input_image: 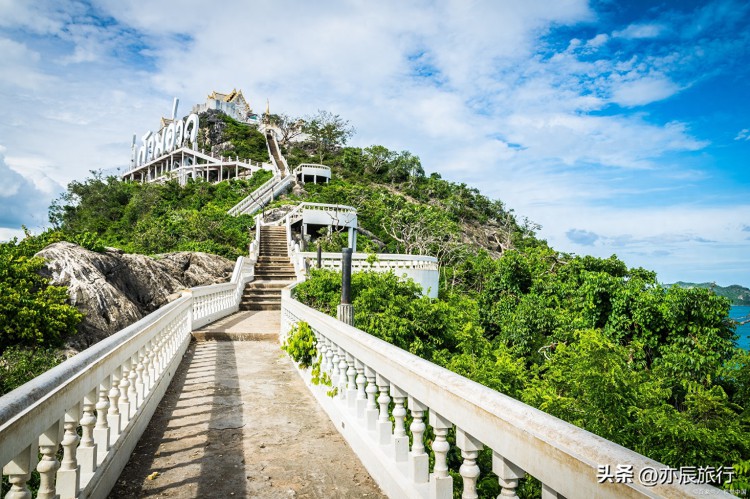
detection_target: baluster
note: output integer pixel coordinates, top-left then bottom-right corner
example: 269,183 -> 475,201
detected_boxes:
119,359 -> 131,429
317,334 -> 329,374
147,340 -> 157,388
337,347 -> 348,398
493,452 -> 524,499
376,374 -> 391,445
37,420 -> 63,499
457,429 -> 483,499
408,396 -> 429,483
58,404 -> 82,498
324,338 -> 334,374
128,353 -> 139,416
390,385 -> 409,461
3,444 -> 38,499
365,367 -> 379,431
355,360 -> 367,417
135,348 -> 147,399
94,380 -> 111,465
77,389 -> 98,478
346,354 -> 357,407
330,344 -> 340,385
108,369 -> 121,445
429,411 -> 453,499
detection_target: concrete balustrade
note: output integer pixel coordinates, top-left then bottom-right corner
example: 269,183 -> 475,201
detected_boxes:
298,251 -> 440,298
0,256 -> 254,499
280,289 -> 733,499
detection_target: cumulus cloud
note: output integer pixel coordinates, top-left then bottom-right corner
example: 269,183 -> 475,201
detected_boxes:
736,129 -> 750,141
0,147 -> 61,229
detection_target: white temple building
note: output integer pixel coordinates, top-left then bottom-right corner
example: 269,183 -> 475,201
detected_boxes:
192,89 -> 260,124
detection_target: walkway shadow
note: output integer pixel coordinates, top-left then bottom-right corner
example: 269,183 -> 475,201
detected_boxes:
109,340 -> 247,498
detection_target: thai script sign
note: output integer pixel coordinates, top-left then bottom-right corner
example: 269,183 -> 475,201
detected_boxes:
133,113 -> 200,168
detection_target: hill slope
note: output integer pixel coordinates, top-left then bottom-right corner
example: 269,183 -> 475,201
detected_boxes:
671,281 -> 750,305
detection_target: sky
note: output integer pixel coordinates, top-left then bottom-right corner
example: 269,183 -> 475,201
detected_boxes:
0,0 -> 748,286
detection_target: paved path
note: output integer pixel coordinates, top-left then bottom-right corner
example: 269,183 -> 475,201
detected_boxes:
192,310 -> 280,341
110,315 -> 384,498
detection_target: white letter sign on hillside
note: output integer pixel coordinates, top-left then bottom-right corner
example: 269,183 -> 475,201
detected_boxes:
134,113 -> 199,168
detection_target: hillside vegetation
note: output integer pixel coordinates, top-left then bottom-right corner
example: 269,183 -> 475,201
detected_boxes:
672,281 -> 750,306
2,109 -> 748,494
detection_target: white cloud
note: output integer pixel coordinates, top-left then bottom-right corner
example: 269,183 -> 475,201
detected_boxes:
610,75 -> 681,107
0,147 -> 61,229
613,23 -> 666,39
0,0 -> 746,286
736,128 -> 750,141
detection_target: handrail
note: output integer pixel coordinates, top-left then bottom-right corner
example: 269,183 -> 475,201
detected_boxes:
265,202 -> 357,227
280,293 -> 733,499
227,173 -> 281,216
0,255 -> 255,499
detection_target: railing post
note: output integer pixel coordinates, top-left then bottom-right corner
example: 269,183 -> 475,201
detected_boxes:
376,374 -> 392,445
108,368 -> 122,445
128,354 -> 139,417
390,385 -> 409,462
337,347 -> 348,398
37,420 -> 63,499
94,379 -> 111,465
3,444 -> 38,499
365,367 -> 378,431
408,396 -> 429,484
355,360 -> 367,417
493,452 -> 524,499
78,388 -> 98,478
429,411 -> 453,499
456,428 -> 483,499
346,354 -> 357,408
58,403 -> 82,498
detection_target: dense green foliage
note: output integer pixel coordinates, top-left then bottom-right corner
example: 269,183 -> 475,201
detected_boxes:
0,232 -> 83,395
49,170 -> 272,259
294,255 -> 750,494
673,281 -> 750,306
197,110 -> 270,163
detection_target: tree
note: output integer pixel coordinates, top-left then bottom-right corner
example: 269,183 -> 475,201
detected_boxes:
303,110 -> 355,162
266,113 -> 305,144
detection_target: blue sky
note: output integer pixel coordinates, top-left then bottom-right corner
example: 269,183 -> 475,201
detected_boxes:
0,0 -> 748,286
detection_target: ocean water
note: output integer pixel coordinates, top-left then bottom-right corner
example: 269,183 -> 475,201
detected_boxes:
731,305 -> 750,351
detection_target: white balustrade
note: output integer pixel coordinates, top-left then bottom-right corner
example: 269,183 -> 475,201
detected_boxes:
279,288 -> 733,499
1,255 -> 255,499
300,251 -> 439,298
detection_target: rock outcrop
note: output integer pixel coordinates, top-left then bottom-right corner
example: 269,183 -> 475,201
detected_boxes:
36,242 -> 234,351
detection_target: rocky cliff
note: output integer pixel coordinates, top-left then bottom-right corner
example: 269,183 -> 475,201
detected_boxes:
36,242 -> 234,351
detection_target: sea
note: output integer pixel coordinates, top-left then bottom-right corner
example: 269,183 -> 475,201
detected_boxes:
731,305 -> 750,351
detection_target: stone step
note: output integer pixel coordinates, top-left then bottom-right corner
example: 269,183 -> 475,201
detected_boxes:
257,257 -> 291,263
240,302 -> 281,311
244,282 -> 289,289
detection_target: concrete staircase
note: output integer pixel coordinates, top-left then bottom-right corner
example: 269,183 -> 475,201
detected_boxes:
240,226 -> 296,311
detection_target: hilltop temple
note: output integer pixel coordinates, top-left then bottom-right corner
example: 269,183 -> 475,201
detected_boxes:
192,89 -> 260,124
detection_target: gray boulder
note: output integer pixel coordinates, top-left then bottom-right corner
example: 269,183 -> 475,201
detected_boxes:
35,242 -> 234,350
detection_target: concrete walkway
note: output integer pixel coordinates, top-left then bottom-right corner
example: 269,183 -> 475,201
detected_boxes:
191,310 -> 281,341
110,315 -> 385,498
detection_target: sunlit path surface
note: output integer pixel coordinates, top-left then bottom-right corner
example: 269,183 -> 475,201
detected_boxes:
110,332 -> 384,498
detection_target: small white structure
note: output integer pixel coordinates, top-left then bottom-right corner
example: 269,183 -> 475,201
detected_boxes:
192,89 -> 260,124
294,164 -> 331,184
